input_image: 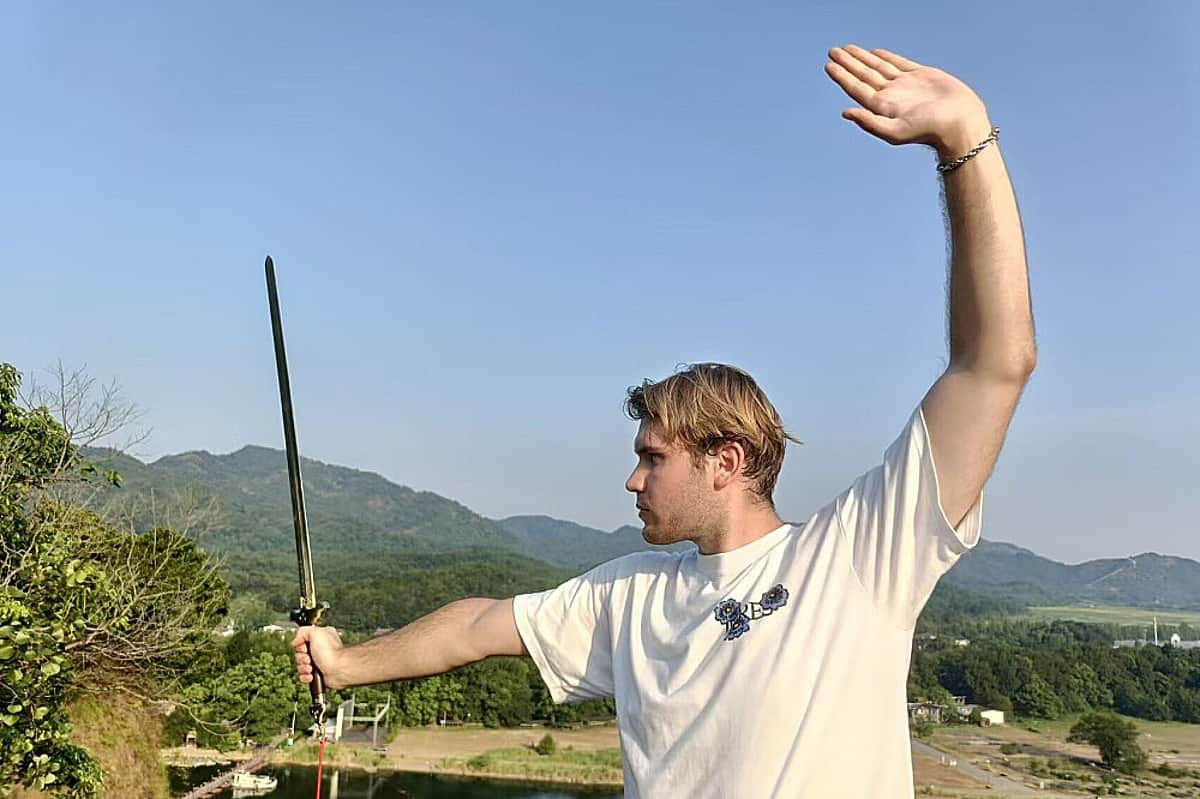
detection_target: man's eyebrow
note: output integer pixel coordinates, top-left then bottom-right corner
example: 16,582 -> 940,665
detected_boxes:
634,443 -> 666,456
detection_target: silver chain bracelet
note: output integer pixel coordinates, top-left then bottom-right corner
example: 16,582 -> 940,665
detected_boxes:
936,127 -> 1000,175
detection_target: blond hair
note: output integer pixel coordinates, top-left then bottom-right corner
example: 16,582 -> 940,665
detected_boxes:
624,363 -> 799,502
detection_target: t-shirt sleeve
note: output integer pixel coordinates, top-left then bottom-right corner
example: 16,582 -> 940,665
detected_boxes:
512,561 -> 615,704
834,405 -> 983,629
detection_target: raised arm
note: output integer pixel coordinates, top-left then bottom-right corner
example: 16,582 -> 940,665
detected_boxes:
825,45 -> 1035,527
293,597 -> 527,690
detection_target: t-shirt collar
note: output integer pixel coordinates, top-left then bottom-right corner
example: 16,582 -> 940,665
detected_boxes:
691,523 -> 793,580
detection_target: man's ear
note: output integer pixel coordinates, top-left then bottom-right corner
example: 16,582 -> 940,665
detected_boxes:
711,440 -> 746,491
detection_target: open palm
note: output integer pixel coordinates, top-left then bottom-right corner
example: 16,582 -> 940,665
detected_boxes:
825,45 -> 989,154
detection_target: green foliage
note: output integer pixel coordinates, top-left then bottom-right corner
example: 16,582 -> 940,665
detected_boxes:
445,746 -> 623,784
224,629 -> 253,667
465,754 -> 493,771
0,364 -> 102,797
463,657 -> 534,728
224,550 -> 574,634
167,651 -> 308,749
1068,711 -> 1148,773
395,673 -> 465,727
910,720 -> 935,739
535,733 -> 558,756
1014,670 -> 1064,719
0,363 -> 229,797
912,615 -> 1200,728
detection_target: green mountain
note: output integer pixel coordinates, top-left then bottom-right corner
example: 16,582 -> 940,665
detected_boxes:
86,444 -> 523,555
946,541 -> 1200,609
82,446 -> 675,567
496,515 -> 692,569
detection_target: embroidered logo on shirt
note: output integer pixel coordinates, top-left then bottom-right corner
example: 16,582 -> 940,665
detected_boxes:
713,584 -> 789,641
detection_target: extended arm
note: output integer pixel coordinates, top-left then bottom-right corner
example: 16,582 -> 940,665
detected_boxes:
293,597 -> 527,690
826,45 -> 1035,527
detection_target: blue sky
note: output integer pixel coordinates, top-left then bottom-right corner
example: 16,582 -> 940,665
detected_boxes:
3,2 -> 1197,564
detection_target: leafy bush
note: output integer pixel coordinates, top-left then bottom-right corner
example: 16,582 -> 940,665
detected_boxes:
535,733 -> 558,756
466,754 -> 493,771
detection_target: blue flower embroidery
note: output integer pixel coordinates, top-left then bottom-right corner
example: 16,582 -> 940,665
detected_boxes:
725,614 -> 751,641
714,599 -> 744,625
761,584 -> 789,611
713,583 -> 788,642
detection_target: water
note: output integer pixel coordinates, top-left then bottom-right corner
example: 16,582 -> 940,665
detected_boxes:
168,764 -> 622,799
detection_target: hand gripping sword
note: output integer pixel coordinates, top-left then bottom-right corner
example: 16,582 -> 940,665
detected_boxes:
264,256 -> 330,727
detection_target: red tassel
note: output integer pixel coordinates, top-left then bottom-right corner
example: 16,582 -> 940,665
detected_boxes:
315,736 -> 326,799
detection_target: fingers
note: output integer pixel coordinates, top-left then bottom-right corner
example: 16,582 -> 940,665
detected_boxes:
824,61 -> 876,109
829,46 -> 888,90
841,108 -> 907,145
293,626 -> 340,685
871,48 -> 922,72
292,628 -> 314,683
842,45 -> 904,82
294,648 -> 314,683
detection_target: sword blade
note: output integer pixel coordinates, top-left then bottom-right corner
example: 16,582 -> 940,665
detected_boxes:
265,255 -> 328,726
265,256 -> 318,609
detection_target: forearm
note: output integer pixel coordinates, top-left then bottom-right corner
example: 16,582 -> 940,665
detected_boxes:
333,597 -> 497,688
940,118 -> 1036,378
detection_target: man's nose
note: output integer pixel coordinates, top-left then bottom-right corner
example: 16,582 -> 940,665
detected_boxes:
625,467 -> 643,494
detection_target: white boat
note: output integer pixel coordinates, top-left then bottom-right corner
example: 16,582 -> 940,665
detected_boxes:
230,771 -> 277,791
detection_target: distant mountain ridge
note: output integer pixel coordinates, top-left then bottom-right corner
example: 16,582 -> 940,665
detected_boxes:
83,445 -> 677,567
946,540 -> 1200,609
84,444 -> 1200,609
86,444 -> 523,556
495,514 -> 691,567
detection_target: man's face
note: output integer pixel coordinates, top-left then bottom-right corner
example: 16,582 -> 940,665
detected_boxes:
625,420 -> 717,546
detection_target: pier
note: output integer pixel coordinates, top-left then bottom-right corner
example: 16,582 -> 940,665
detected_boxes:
180,732 -> 288,799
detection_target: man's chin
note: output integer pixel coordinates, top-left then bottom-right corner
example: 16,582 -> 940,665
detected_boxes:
641,523 -> 675,547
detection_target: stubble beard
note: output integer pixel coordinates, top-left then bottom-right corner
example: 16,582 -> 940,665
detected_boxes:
641,480 -> 722,549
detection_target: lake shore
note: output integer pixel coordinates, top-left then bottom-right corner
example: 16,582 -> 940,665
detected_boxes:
164,725 -> 626,790
168,722 -> 1136,797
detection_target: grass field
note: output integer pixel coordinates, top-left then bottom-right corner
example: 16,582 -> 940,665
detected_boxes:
1026,605 -> 1200,628
271,716 -> 1200,797
443,745 -> 624,786
931,713 -> 1200,797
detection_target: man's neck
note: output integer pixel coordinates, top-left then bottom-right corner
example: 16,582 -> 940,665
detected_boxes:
696,508 -> 785,555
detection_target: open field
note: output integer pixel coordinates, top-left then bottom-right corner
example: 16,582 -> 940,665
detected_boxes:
266,725 -> 626,789
929,713 -> 1200,798
1027,605 -> 1200,627
258,721 -> 1200,796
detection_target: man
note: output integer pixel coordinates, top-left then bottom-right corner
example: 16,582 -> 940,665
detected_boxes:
293,44 -> 1035,797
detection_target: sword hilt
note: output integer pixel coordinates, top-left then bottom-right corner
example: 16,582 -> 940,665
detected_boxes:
291,602 -> 331,727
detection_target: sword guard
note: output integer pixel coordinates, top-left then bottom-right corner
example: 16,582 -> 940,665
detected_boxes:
290,601 -> 329,627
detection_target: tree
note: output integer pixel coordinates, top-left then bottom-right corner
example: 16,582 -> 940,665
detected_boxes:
166,652 -> 308,748
1067,711 -> 1147,774
1014,671 -> 1063,719
0,363 -> 228,796
1,363 -> 104,796
461,658 -> 533,727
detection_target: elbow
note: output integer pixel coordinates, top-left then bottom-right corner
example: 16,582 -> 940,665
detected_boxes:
1008,343 -> 1038,381
954,342 -> 1037,384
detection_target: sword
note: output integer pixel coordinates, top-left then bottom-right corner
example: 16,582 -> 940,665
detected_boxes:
264,255 -> 330,727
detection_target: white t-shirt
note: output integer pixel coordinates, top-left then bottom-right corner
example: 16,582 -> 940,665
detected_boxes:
513,407 -> 982,798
